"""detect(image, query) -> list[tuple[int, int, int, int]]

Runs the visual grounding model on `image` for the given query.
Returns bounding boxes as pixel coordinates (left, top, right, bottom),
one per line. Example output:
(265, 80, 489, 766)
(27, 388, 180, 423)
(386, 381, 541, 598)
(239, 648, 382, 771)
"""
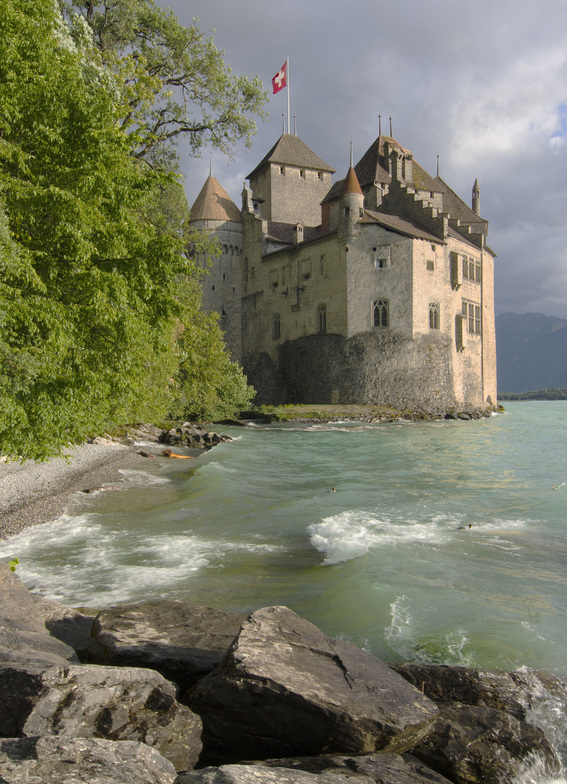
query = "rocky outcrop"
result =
(11, 663, 202, 772)
(0, 736, 178, 784)
(176, 764, 374, 783)
(159, 425, 231, 450)
(410, 702, 560, 784)
(390, 663, 530, 720)
(88, 601, 247, 692)
(187, 605, 439, 764)
(176, 764, 374, 784)
(251, 752, 455, 783)
(1, 559, 566, 784)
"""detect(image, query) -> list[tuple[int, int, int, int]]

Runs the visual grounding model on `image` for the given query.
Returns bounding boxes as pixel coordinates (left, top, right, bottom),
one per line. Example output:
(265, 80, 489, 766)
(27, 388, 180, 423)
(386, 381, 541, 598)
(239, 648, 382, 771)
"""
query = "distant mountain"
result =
(496, 312, 567, 393)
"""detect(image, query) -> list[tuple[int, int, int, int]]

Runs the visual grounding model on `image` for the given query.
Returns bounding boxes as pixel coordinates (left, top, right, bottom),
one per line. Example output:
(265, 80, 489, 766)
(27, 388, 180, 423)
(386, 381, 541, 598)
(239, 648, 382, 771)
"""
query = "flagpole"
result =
(287, 57, 290, 134)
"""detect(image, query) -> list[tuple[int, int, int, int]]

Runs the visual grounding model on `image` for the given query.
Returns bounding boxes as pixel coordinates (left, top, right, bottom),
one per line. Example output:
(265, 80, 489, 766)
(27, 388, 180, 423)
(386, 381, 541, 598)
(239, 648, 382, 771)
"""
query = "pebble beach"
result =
(0, 444, 145, 540)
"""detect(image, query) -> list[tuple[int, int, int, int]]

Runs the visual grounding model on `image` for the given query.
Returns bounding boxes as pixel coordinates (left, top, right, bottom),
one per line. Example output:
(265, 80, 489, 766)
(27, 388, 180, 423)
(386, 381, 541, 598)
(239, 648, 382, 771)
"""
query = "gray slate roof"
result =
(362, 210, 444, 243)
(247, 134, 335, 179)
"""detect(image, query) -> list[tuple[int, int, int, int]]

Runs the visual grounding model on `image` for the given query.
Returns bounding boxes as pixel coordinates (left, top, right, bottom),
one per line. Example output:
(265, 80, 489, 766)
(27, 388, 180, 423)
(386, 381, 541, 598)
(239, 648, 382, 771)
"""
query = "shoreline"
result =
(0, 444, 146, 540)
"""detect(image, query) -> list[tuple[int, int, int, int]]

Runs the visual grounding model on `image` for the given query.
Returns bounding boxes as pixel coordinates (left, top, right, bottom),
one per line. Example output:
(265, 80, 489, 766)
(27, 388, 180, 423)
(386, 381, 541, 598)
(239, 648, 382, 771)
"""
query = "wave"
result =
(307, 510, 449, 564)
(118, 469, 171, 485)
(0, 512, 285, 607)
(385, 594, 473, 666)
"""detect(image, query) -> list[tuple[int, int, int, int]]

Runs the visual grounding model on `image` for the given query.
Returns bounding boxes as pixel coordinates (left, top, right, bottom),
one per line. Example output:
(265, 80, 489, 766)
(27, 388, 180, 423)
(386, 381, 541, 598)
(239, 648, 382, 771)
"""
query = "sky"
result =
(157, 0, 567, 320)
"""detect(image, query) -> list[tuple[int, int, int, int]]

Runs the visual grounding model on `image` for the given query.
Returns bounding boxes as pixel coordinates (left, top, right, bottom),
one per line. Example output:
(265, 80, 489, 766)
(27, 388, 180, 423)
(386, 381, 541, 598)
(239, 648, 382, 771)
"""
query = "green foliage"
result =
(0, 0, 255, 460)
(7, 558, 19, 573)
(61, 0, 268, 167)
(171, 305, 254, 421)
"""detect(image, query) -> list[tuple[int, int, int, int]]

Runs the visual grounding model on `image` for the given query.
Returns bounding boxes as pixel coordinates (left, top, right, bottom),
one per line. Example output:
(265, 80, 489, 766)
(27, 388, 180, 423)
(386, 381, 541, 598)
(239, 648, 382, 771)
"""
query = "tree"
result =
(61, 0, 267, 168)
(0, 0, 254, 461)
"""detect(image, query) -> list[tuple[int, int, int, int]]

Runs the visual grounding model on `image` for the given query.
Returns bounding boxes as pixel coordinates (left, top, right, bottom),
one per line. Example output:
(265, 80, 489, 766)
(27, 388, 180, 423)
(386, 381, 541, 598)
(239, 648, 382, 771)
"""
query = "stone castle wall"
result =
(245, 329, 465, 413)
(249, 164, 332, 227)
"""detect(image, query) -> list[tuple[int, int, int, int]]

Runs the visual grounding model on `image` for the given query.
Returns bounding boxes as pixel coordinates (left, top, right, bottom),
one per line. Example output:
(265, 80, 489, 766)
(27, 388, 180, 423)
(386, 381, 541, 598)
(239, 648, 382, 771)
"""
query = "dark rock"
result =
(0, 736, 177, 784)
(0, 616, 78, 669)
(89, 601, 246, 692)
(159, 426, 232, 450)
(390, 663, 529, 719)
(410, 702, 561, 784)
(0, 560, 46, 633)
(176, 765, 373, 784)
(32, 595, 96, 657)
(2, 663, 202, 772)
(186, 605, 438, 764)
(253, 752, 455, 783)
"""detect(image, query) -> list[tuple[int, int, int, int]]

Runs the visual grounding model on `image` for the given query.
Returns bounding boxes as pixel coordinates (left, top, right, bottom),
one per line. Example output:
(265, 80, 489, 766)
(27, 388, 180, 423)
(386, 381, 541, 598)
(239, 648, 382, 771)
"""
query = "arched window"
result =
(373, 298, 389, 328)
(429, 302, 440, 329)
(317, 305, 327, 334)
(272, 313, 281, 340)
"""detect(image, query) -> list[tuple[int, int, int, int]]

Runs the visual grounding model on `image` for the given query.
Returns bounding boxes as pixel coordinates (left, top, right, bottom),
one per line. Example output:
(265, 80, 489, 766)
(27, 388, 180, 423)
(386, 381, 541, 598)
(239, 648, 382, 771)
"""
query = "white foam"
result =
(512, 754, 566, 784)
(384, 594, 472, 666)
(119, 469, 171, 485)
(308, 510, 447, 564)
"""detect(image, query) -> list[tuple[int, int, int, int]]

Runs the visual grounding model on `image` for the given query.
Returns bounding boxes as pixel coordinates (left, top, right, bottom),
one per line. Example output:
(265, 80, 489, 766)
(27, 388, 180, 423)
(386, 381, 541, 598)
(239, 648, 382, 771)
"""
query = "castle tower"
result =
(472, 178, 480, 216)
(246, 133, 335, 226)
(338, 165, 364, 240)
(189, 175, 243, 361)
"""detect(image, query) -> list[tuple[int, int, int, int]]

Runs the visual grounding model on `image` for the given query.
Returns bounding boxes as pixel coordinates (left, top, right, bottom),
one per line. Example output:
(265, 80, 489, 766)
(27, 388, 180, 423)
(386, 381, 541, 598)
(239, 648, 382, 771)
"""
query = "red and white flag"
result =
(272, 61, 287, 94)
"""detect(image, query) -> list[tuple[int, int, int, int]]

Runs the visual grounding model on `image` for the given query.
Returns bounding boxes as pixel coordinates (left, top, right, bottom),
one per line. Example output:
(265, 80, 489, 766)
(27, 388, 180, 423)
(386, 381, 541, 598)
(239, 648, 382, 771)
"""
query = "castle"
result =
(189, 129, 497, 413)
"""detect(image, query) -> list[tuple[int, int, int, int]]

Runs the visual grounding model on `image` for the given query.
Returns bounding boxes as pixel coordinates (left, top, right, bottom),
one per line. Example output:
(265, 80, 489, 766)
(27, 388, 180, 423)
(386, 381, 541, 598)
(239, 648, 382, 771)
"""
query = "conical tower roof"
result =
(341, 166, 363, 196)
(190, 176, 241, 222)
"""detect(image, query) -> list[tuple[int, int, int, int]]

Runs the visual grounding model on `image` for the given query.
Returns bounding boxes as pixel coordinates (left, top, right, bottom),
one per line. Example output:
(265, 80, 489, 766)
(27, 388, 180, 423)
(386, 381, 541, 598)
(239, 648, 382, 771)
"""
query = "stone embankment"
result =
(0, 559, 564, 784)
(238, 404, 500, 425)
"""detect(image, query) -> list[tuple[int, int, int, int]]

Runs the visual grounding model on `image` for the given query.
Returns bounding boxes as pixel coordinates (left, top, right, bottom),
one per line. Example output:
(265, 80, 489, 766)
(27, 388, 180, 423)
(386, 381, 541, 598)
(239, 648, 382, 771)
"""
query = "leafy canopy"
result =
(61, 0, 268, 167)
(0, 0, 256, 460)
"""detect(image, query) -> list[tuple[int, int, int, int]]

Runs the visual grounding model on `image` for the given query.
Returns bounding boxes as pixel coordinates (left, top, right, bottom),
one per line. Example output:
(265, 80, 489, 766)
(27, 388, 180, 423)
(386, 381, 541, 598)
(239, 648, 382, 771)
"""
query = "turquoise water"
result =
(2, 402, 567, 679)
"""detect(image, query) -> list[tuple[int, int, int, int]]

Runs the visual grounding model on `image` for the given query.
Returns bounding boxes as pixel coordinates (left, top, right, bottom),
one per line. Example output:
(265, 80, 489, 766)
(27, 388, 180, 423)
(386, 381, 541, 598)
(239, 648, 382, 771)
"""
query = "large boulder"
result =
(187, 606, 438, 764)
(252, 752, 455, 784)
(390, 663, 529, 719)
(90, 601, 246, 692)
(176, 764, 373, 784)
(0, 560, 48, 633)
(32, 595, 97, 657)
(410, 702, 561, 784)
(0, 615, 78, 670)
(0, 736, 177, 784)
(0, 663, 202, 772)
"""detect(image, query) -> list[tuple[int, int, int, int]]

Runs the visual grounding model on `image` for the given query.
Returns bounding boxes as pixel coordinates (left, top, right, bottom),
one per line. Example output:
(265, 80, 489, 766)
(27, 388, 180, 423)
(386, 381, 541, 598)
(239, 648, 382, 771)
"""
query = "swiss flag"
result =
(272, 62, 287, 94)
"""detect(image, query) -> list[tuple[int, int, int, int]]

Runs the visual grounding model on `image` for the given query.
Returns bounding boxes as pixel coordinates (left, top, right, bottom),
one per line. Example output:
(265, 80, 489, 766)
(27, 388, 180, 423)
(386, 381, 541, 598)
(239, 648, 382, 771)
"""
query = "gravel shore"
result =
(0, 444, 146, 540)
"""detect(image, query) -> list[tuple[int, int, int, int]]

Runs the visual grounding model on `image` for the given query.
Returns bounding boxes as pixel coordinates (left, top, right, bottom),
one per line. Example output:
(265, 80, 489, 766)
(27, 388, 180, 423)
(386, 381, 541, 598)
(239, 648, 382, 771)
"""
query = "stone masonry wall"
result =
(247, 330, 459, 413)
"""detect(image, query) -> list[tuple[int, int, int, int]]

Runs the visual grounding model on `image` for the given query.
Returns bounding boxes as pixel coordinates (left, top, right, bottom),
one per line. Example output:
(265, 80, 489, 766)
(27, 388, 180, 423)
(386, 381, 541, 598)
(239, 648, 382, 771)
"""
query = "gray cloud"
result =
(158, 0, 567, 318)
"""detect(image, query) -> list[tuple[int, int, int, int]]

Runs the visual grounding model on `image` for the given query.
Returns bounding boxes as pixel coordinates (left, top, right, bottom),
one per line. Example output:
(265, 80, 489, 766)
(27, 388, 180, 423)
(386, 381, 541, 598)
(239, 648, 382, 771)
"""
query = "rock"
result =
(89, 601, 246, 692)
(253, 752, 455, 783)
(159, 426, 232, 450)
(32, 595, 96, 657)
(410, 702, 561, 784)
(2, 663, 202, 772)
(186, 605, 438, 764)
(176, 764, 373, 784)
(0, 736, 177, 784)
(0, 616, 78, 669)
(390, 663, 529, 720)
(0, 560, 46, 633)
